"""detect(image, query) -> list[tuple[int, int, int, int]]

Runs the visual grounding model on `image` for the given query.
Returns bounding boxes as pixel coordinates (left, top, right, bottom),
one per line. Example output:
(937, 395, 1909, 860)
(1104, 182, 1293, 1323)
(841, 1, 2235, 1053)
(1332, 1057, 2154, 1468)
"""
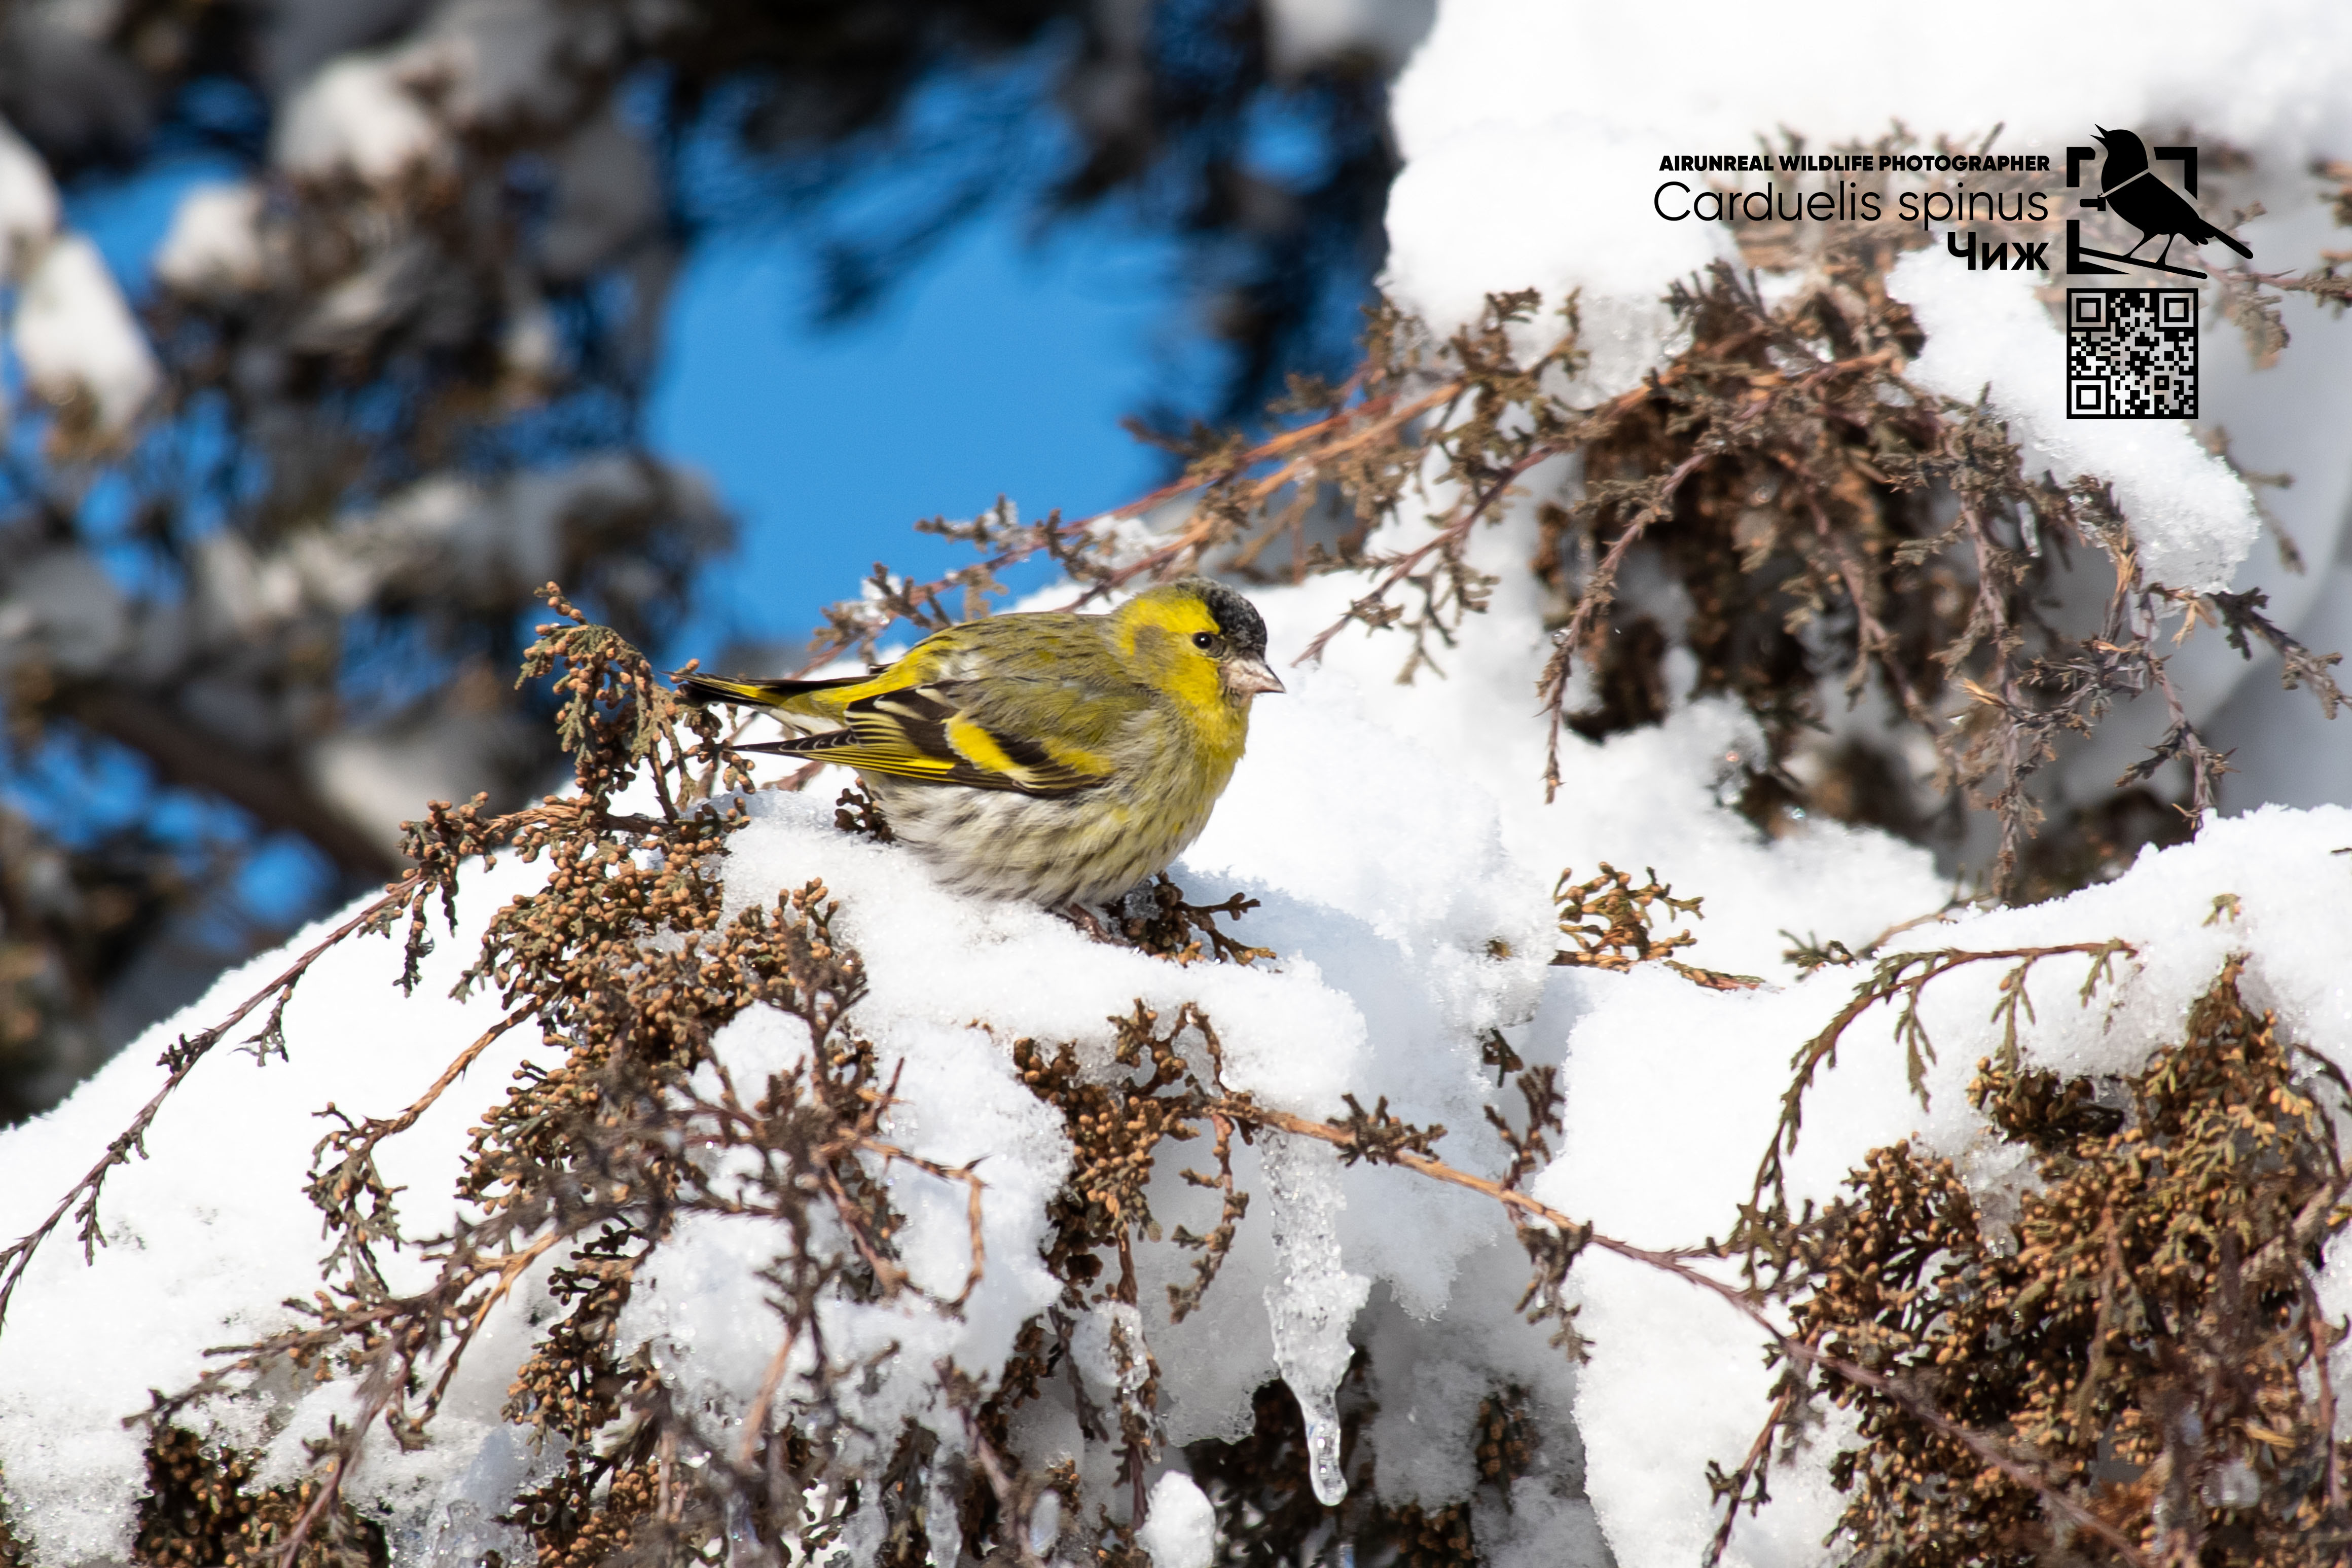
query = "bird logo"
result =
(2067, 129, 2250, 279)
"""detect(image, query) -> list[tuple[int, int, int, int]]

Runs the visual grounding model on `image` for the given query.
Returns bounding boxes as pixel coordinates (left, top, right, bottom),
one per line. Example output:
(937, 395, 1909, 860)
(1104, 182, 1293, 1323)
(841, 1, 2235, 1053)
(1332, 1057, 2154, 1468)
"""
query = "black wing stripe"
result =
(988, 728, 1060, 774)
(863, 688, 958, 723)
(855, 690, 956, 760)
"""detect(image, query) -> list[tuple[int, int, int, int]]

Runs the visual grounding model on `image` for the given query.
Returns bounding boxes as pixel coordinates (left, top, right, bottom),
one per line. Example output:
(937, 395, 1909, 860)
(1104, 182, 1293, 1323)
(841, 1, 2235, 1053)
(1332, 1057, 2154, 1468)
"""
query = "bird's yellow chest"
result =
(1124, 623, 1249, 765)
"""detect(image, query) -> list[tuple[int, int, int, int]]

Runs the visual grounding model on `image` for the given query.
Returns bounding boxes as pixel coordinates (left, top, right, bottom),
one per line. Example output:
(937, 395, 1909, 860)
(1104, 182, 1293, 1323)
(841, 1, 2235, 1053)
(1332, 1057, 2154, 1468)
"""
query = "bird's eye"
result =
(1191, 632, 1216, 650)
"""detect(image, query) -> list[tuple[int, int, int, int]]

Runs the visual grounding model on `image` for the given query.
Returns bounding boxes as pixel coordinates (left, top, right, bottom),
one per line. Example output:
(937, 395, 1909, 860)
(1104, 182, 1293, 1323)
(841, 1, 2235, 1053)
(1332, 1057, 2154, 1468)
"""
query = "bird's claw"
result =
(1057, 902, 1116, 942)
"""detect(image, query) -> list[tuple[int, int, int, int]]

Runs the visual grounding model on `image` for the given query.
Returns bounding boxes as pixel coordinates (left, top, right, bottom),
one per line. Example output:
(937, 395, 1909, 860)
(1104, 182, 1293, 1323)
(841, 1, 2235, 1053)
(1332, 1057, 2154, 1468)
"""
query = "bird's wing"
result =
(767, 681, 1116, 796)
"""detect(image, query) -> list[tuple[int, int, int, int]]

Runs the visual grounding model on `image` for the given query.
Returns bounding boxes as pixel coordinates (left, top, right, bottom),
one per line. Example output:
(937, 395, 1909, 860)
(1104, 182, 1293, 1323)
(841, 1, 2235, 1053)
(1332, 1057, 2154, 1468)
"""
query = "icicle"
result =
(1257, 1132, 1371, 1507)
(1299, 1393, 1349, 1508)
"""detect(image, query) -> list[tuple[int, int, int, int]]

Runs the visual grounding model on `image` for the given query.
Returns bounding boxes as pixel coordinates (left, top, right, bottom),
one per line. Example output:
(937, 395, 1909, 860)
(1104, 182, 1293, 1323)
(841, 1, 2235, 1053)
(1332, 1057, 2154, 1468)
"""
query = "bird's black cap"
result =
(1183, 577, 1269, 659)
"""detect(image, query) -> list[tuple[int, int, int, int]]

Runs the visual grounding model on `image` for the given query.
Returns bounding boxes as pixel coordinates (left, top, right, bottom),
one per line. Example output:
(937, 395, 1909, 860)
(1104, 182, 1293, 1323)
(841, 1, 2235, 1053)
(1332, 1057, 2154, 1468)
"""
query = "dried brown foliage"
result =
(219, 592, 989, 1565)
(0, 593, 2333, 1568)
(10, 148, 2352, 1552)
(1551, 862, 1762, 992)
(1746, 939, 2139, 1242)
(1116, 878, 1276, 968)
(0, 593, 994, 1565)
(2217, 171, 2352, 365)
(0, 596, 1438, 1568)
(1017, 1000, 1231, 1316)
(985, 997, 1575, 1564)
(1758, 961, 2352, 1565)
(132, 1428, 386, 1568)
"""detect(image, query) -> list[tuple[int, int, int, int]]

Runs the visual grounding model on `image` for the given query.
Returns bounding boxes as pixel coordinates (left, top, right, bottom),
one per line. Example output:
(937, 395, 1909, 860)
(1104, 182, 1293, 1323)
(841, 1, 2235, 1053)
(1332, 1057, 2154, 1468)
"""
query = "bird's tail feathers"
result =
(677, 672, 864, 712)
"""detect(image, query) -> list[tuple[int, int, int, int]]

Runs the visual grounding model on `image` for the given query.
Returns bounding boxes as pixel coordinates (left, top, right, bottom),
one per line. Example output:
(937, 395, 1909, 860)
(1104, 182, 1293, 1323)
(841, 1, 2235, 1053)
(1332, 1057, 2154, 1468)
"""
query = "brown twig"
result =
(0, 876, 419, 1335)
(1749, 941, 2138, 1232)
(1705, 1381, 1797, 1566)
(2306, 1274, 2345, 1515)
(1220, 1098, 2154, 1567)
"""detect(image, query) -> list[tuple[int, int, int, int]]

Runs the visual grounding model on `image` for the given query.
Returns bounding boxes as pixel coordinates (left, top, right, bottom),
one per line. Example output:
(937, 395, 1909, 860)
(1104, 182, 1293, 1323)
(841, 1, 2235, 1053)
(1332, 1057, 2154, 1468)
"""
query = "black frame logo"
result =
(2065, 128, 2250, 281)
(2063, 129, 2245, 420)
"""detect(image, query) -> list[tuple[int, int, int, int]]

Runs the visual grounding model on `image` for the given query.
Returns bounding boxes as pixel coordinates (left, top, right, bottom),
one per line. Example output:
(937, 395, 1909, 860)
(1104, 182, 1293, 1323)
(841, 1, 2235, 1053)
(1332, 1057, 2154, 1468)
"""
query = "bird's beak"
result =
(1224, 655, 1285, 697)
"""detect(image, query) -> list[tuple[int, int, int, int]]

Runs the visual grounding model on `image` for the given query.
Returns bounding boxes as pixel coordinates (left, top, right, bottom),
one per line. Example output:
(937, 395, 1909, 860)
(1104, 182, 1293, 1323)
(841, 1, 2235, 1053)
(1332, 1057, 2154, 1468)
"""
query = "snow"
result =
(138, 454, 718, 847)
(1562, 804, 2352, 1561)
(304, 708, 536, 855)
(2061, 192, 2352, 798)
(1138, 1473, 1217, 1568)
(0, 513, 1824, 1557)
(10, 232, 160, 439)
(328, 458, 724, 615)
(153, 180, 267, 297)
(1546, 804, 2352, 1565)
(0, 117, 59, 277)
(13, 491, 2348, 1564)
(1387, 0, 2352, 343)
(1888, 250, 2259, 593)
(0, 860, 546, 1561)
(7, 0, 2352, 1562)
(1262, 0, 1436, 74)
(273, 54, 447, 183)
(536, 110, 659, 279)
(396, 0, 620, 133)
(0, 549, 128, 677)
(1383, 0, 2352, 589)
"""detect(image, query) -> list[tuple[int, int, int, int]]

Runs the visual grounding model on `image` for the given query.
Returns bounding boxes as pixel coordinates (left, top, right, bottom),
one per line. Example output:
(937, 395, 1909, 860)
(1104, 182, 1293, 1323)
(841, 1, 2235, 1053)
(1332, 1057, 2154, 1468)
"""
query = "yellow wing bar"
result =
(735, 685, 1109, 797)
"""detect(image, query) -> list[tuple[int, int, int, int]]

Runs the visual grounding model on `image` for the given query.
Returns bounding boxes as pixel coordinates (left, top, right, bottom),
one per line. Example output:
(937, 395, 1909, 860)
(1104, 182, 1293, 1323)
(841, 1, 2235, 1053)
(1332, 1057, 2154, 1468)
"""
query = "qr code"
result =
(2067, 288, 2197, 418)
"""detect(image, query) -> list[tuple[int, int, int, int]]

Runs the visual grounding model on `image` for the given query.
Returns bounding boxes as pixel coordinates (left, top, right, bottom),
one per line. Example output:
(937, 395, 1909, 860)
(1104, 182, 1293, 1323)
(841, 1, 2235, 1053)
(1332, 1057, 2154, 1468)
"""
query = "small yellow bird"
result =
(680, 577, 1284, 908)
